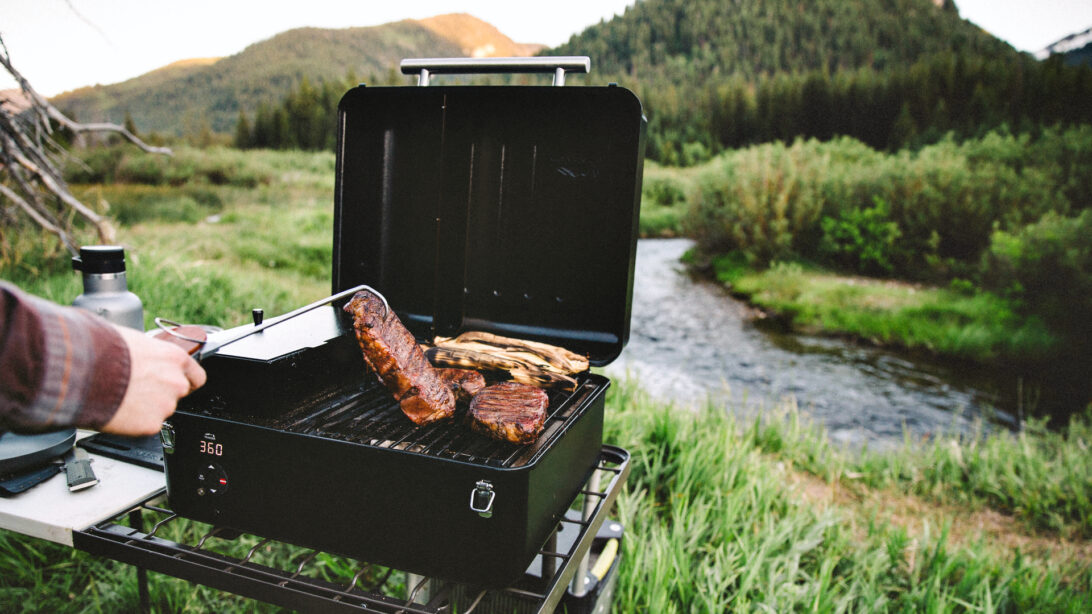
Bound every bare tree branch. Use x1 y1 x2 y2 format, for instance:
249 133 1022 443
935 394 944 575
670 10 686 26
0 36 172 156
0 33 169 254
61 0 113 47
0 183 74 250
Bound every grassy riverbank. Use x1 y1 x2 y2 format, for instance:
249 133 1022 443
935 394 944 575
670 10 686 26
702 255 1057 365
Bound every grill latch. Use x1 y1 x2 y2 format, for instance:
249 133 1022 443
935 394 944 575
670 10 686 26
470 480 495 518
160 422 175 454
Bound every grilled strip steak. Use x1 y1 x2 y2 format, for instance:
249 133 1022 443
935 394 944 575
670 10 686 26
437 368 486 403
343 290 454 425
468 382 549 444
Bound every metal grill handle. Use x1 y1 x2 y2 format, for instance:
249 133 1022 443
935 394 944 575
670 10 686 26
400 56 591 86
189 284 386 362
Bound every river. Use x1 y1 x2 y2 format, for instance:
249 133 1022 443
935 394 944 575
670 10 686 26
603 239 1020 448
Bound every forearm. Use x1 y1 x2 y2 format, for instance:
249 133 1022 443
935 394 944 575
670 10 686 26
0 281 130 432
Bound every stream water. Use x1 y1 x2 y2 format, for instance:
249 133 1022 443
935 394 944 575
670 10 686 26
603 239 1025 448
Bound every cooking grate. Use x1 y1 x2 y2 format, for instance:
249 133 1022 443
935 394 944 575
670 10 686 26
251 372 604 469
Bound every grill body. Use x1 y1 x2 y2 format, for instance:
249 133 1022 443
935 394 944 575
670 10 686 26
164 307 607 586
164 389 605 587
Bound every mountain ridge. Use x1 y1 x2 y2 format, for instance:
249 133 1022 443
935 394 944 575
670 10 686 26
1035 25 1092 60
417 13 545 58
50 14 541 135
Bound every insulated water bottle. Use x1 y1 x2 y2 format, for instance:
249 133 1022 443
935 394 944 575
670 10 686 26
72 245 144 330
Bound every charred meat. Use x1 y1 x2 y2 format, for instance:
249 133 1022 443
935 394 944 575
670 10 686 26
437 368 486 403
343 290 454 425
468 382 549 444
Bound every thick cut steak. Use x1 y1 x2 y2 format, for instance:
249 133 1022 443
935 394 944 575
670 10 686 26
468 382 549 444
343 290 454 425
437 368 486 403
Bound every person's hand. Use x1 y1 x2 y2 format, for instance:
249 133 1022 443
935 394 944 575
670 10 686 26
101 325 207 436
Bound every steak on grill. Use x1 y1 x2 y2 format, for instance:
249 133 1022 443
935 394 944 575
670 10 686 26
468 382 549 444
437 368 486 403
343 290 455 425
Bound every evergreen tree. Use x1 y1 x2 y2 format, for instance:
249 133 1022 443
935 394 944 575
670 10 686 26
889 102 918 149
252 103 273 149
234 109 252 149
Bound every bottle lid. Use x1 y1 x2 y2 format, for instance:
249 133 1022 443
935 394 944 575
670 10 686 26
72 245 127 274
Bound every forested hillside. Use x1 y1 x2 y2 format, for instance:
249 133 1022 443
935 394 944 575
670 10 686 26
50 15 537 136
551 0 1092 163
553 0 1008 79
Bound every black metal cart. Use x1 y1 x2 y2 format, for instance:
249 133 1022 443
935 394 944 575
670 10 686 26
74 446 629 613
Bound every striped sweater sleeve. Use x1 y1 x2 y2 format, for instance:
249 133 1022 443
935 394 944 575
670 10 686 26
0 281 130 432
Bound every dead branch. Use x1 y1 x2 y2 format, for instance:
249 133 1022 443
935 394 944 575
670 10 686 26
0 33 169 254
0 183 73 249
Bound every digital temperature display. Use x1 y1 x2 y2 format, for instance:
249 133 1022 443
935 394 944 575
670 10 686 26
199 440 223 456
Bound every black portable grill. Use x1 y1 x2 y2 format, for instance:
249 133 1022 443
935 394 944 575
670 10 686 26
161 56 646 588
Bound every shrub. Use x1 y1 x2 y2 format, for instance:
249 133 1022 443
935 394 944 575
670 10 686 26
87 185 224 225
638 204 685 237
115 154 168 185
684 128 1081 281
196 156 265 188
680 140 711 166
63 146 124 183
981 209 1092 336
686 139 826 264
63 146 274 188
819 195 903 275
1025 124 1092 212
867 141 1062 278
642 176 687 207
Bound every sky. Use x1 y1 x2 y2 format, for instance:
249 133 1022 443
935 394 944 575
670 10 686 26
2 0 1091 97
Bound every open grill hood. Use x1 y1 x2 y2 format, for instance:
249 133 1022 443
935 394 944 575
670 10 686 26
333 83 646 365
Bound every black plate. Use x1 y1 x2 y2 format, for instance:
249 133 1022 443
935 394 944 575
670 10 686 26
0 429 76 474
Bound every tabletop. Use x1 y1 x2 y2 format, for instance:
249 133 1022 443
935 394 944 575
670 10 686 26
0 431 165 546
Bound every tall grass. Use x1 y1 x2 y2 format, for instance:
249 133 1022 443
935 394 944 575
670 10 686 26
854 413 1092 539
606 381 1092 612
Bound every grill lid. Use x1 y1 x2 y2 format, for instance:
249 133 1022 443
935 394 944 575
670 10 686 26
332 58 646 366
